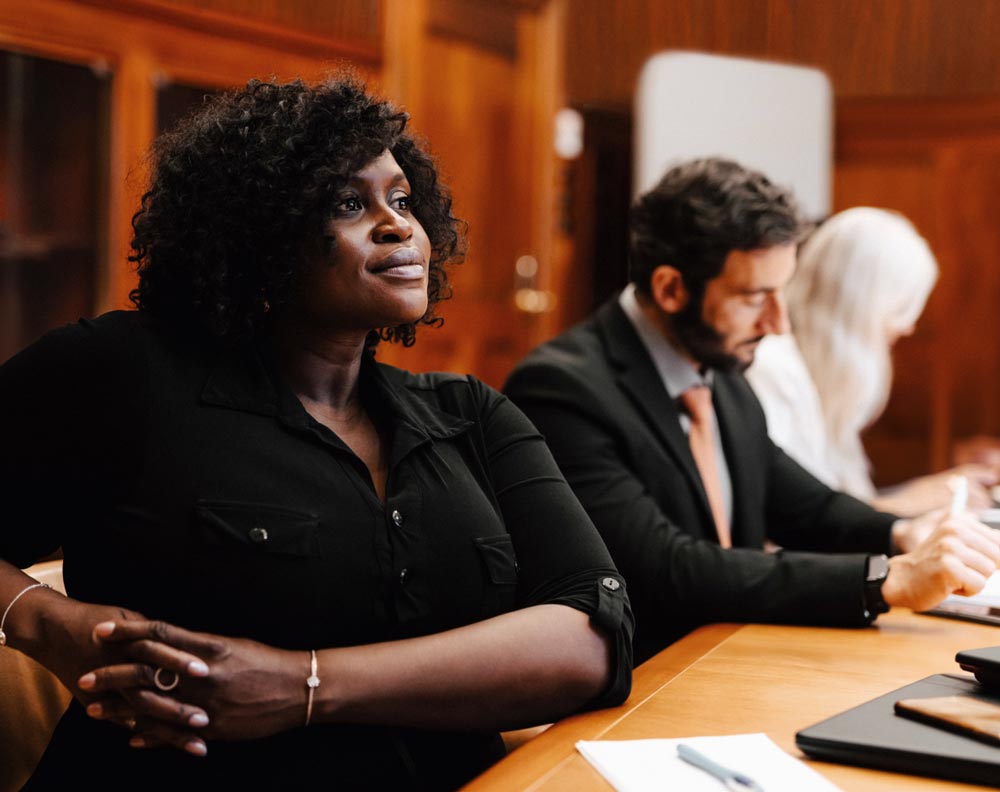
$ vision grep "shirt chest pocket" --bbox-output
[191,499,323,631]
[473,534,519,618]
[195,499,320,556]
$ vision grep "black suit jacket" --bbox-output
[505,298,897,661]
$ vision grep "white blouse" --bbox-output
[747,334,874,499]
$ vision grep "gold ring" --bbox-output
[125,717,137,730]
[153,667,179,692]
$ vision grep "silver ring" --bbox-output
[124,717,137,730]
[153,667,179,692]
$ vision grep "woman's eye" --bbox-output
[393,194,412,211]
[336,196,363,213]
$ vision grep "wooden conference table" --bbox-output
[464,610,1000,791]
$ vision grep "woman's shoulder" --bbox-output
[2,310,147,374]
[374,362,503,418]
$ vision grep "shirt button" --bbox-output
[601,577,620,592]
[391,509,404,527]
[249,526,269,543]
[399,568,410,585]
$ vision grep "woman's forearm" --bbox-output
[0,558,62,657]
[315,604,611,731]
[89,603,614,740]
[0,557,147,707]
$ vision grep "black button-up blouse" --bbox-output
[1,311,632,791]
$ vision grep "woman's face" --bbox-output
[296,150,432,336]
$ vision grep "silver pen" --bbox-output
[677,743,765,791]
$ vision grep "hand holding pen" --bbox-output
[880,474,1000,612]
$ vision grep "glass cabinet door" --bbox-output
[0,51,109,363]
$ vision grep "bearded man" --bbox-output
[505,158,1000,662]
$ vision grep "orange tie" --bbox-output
[679,386,732,548]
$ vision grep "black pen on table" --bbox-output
[676,742,765,791]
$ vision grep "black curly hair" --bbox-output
[628,157,807,303]
[129,77,462,346]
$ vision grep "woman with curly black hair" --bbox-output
[0,78,632,790]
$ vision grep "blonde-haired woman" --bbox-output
[748,206,996,517]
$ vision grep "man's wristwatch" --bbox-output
[863,554,891,621]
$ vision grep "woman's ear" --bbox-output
[649,265,689,314]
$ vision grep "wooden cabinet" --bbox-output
[0,0,379,361]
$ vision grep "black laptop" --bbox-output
[796,663,1000,787]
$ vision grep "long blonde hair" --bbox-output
[787,208,938,497]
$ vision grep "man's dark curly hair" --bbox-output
[628,157,808,302]
[129,77,462,346]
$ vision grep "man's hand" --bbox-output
[878,464,996,519]
[891,510,944,554]
[882,512,1000,613]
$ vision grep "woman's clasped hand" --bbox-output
[79,619,303,755]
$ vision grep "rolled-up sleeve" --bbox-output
[471,376,633,709]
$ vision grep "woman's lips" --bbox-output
[371,248,426,279]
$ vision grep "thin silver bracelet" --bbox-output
[305,649,321,726]
[0,582,50,647]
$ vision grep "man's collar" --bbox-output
[619,284,712,399]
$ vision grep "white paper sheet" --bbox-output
[576,733,842,792]
[936,569,1000,610]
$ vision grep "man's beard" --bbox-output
[671,296,749,373]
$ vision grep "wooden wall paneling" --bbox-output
[0,1,377,90]
[378,0,561,386]
[514,0,565,346]
[832,154,943,482]
[554,107,632,329]
[105,47,155,311]
[938,144,1000,438]
[379,0,427,116]
[564,0,1000,109]
[75,0,382,64]
[427,0,518,60]
[836,98,1000,482]
[399,16,531,384]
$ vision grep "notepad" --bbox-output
[576,733,842,792]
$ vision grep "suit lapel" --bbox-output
[594,301,715,525]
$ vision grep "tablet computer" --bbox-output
[958,646,1000,690]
